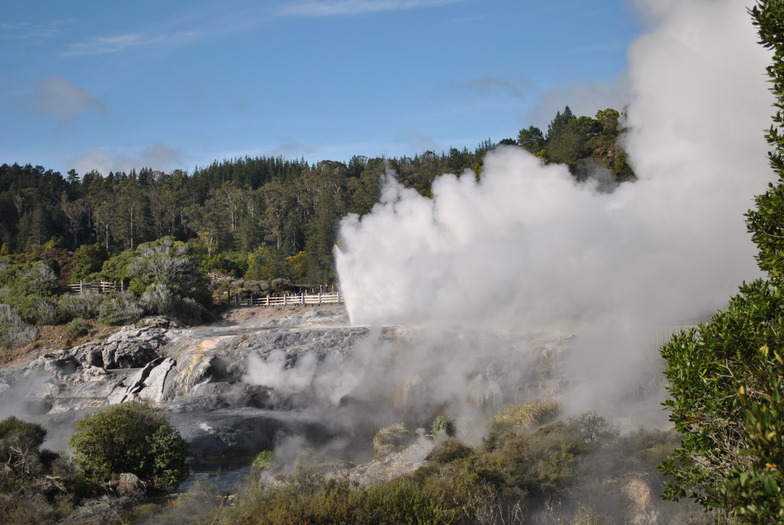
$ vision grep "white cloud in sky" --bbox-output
[34,77,107,126]
[63,31,198,56]
[70,143,184,175]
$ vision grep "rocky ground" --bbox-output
[0,304,373,457]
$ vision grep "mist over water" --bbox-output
[332,0,775,427]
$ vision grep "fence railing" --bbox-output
[220,292,343,308]
[68,280,342,308]
[68,281,125,295]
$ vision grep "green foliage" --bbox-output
[0,416,47,463]
[431,415,456,440]
[251,449,275,474]
[245,246,291,282]
[97,292,143,325]
[57,290,104,320]
[517,125,545,154]
[71,243,109,281]
[658,4,784,522]
[218,468,459,525]
[0,416,90,525]
[426,437,474,464]
[127,237,211,323]
[69,402,187,489]
[661,280,784,510]
[65,318,91,338]
[0,303,37,348]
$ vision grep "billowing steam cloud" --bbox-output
[243,0,775,444]
[332,0,774,423]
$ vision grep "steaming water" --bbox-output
[333,0,775,427]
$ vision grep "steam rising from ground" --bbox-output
[241,1,775,457]
[331,0,775,426]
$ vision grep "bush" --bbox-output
[69,403,187,489]
[139,283,208,325]
[97,292,143,326]
[251,450,275,475]
[65,319,91,338]
[426,438,474,464]
[491,398,558,432]
[431,415,456,440]
[373,423,408,458]
[0,304,38,348]
[58,291,105,320]
[128,238,212,311]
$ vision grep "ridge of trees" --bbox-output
[0,107,633,288]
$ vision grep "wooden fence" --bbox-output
[67,280,342,308]
[220,292,343,308]
[67,281,125,295]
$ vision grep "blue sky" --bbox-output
[1,0,639,176]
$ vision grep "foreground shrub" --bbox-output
[0,304,38,348]
[221,468,459,525]
[69,403,187,489]
[0,416,86,524]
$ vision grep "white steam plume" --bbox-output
[334,0,774,423]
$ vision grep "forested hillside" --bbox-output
[0,107,632,287]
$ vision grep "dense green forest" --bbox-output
[0,106,632,288]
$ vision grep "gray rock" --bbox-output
[68,326,172,370]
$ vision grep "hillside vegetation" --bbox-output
[0,107,632,350]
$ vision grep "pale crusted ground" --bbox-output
[0,304,349,366]
[218,303,349,328]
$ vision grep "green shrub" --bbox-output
[251,450,275,475]
[97,292,143,326]
[426,438,474,464]
[58,291,105,320]
[373,423,408,458]
[69,403,187,489]
[71,244,109,281]
[0,304,37,348]
[431,415,456,440]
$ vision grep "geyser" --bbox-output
[334,0,775,425]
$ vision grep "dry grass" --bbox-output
[492,398,559,431]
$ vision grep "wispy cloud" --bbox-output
[0,20,71,42]
[272,0,464,18]
[63,30,197,56]
[452,74,533,103]
[34,77,108,126]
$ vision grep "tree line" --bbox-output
[0,107,633,286]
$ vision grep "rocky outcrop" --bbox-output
[69,326,173,369]
[0,306,566,468]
